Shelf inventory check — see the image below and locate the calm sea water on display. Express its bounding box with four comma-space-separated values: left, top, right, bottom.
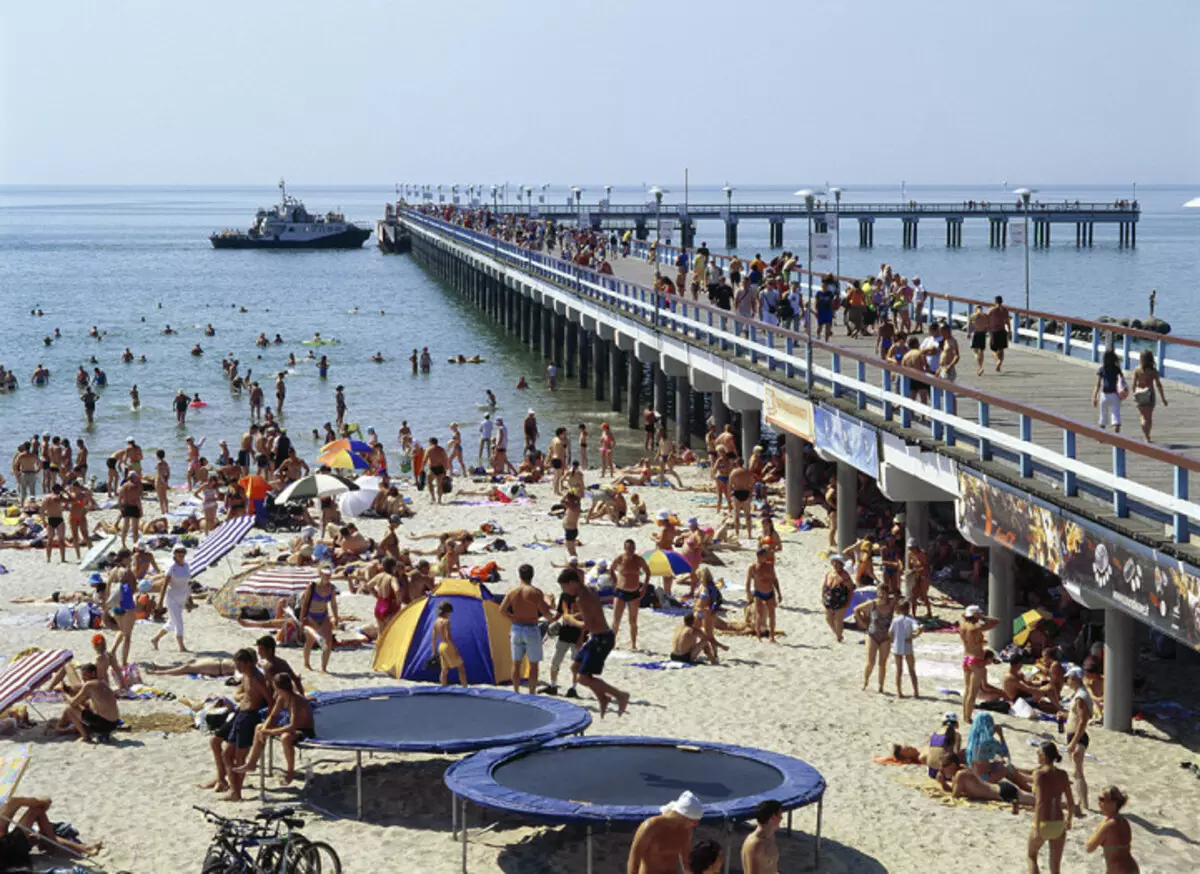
0, 183, 1195, 470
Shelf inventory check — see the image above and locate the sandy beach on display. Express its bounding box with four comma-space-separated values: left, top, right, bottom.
2, 464, 1199, 874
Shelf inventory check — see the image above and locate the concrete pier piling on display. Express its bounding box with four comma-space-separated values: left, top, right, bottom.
768, 219, 784, 248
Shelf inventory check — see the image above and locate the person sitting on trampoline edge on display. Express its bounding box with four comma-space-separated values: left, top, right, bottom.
233, 673, 314, 785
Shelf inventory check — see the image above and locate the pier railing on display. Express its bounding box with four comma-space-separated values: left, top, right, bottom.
492, 201, 1139, 218
625, 238, 1200, 382
403, 208, 1199, 546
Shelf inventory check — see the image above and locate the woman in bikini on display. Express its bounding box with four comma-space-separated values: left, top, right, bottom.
1029, 741, 1074, 874
677, 518, 705, 597
448, 424, 467, 476
193, 474, 220, 532
853, 585, 898, 692
712, 453, 734, 514
1086, 786, 1139, 873
300, 569, 339, 673
959, 605, 1000, 723
598, 423, 614, 478
577, 423, 590, 471
67, 480, 95, 561
145, 657, 236, 677
366, 557, 403, 633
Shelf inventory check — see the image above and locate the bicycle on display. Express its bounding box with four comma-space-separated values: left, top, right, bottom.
195, 806, 341, 874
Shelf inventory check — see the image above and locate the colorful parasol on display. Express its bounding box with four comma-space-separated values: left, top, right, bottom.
641, 549, 693, 576
316, 449, 370, 471
238, 475, 270, 501
321, 438, 374, 456
1012, 607, 1062, 646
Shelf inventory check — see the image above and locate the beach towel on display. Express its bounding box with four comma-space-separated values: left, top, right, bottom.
188, 515, 255, 576
0, 648, 72, 715
630, 660, 695, 670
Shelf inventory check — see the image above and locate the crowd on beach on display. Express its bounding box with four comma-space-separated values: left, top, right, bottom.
0, 220, 1161, 872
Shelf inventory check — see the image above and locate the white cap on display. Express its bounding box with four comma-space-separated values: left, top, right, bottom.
943, 712, 959, 724
829, 554, 845, 564
660, 790, 703, 821
964, 605, 982, 618
527, 408, 536, 415
656, 509, 670, 521
907, 536, 918, 548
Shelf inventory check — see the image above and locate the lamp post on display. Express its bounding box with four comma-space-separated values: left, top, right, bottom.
604, 184, 612, 209
829, 187, 843, 277
794, 189, 819, 390
491, 184, 499, 214
1014, 187, 1032, 310
648, 186, 664, 270
571, 186, 583, 229
901, 180, 906, 204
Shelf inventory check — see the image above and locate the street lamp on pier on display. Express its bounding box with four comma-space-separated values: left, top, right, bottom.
829, 187, 843, 277
794, 188, 822, 390
1014, 187, 1033, 310
571, 186, 583, 229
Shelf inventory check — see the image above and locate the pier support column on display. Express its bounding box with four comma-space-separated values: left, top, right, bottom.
691, 390, 706, 440
541, 305, 553, 358
902, 218, 919, 249
680, 220, 696, 249
785, 435, 805, 520
1103, 608, 1134, 732
724, 219, 738, 247
609, 343, 623, 412
740, 408, 761, 457
521, 296, 532, 346
634, 220, 648, 241
653, 365, 668, 418
836, 461, 857, 555
711, 398, 729, 431
576, 328, 588, 388
857, 218, 874, 248
626, 354, 642, 431
1087, 223, 1094, 247
556, 312, 568, 365
563, 318, 575, 376
593, 335, 606, 401
987, 545, 1015, 651
674, 374, 691, 447
768, 220, 784, 248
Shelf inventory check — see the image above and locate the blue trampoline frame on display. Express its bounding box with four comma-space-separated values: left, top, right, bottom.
306, 685, 592, 754
444, 736, 826, 873
262, 686, 590, 819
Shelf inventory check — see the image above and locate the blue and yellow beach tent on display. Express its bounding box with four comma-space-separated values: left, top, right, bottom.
373, 579, 521, 685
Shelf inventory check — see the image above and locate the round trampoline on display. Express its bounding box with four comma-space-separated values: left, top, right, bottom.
273, 686, 590, 819
445, 736, 825, 872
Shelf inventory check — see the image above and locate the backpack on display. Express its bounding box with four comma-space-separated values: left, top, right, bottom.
776, 294, 796, 323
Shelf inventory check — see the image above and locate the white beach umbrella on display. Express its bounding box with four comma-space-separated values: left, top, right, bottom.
276, 472, 358, 504
339, 475, 383, 517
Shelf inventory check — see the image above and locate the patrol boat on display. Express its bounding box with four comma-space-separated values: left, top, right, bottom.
210, 180, 371, 249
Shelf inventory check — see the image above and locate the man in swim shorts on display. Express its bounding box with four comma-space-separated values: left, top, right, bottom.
560, 572, 629, 718
202, 648, 269, 801
728, 459, 755, 539
498, 564, 552, 694
424, 437, 450, 505
670, 613, 724, 664
117, 472, 142, 549
561, 490, 582, 558
610, 538, 651, 650
987, 295, 1010, 372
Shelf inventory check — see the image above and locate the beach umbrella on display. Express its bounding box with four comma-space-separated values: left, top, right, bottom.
641, 549, 692, 576
238, 475, 270, 501
321, 438, 374, 456
339, 475, 383, 517
316, 449, 370, 471
1012, 607, 1062, 646
276, 472, 358, 504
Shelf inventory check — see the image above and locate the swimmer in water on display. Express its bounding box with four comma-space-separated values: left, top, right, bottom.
163, 325, 175, 335
273, 334, 283, 344
191, 344, 203, 356
205, 323, 215, 336
516, 376, 528, 389
130, 385, 140, 410
311, 332, 322, 343
286, 353, 297, 367
486, 389, 497, 407
371, 352, 384, 363
192, 393, 203, 405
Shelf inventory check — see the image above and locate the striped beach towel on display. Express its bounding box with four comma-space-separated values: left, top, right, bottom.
235, 566, 320, 598
0, 649, 72, 715
188, 515, 256, 577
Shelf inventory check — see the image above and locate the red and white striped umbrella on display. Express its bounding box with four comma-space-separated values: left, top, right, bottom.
234, 566, 320, 598
0, 648, 72, 715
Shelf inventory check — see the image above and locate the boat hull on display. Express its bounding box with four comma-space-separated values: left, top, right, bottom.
210, 226, 371, 249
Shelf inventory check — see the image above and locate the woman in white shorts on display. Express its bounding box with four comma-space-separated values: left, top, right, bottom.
1091, 349, 1126, 433
152, 547, 191, 652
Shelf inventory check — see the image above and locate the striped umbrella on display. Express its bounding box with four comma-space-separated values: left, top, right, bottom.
1013, 607, 1063, 646
321, 438, 374, 456
0, 648, 73, 715
316, 449, 370, 471
641, 549, 692, 576
235, 566, 320, 598
188, 515, 256, 577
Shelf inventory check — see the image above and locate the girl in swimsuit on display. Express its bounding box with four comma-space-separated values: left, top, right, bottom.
67, 482, 94, 561
598, 424, 614, 478
853, 586, 898, 693
448, 425, 467, 476
193, 476, 220, 532
300, 571, 338, 673
367, 557, 403, 629
577, 424, 589, 471
1087, 786, 1139, 873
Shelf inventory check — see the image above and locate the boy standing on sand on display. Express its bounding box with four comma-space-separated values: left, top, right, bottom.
889, 601, 922, 698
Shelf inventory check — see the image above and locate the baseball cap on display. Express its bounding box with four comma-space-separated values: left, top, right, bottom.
964, 605, 982, 618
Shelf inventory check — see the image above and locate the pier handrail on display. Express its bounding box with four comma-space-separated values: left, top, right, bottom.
404, 207, 1198, 544
494, 201, 1140, 216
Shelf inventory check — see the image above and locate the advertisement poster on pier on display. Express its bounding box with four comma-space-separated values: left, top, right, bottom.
813, 404, 879, 478
955, 470, 1200, 651
1009, 222, 1026, 246
812, 232, 833, 262
763, 386, 814, 442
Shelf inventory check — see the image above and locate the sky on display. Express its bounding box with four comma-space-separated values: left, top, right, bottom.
2, 0, 1197, 186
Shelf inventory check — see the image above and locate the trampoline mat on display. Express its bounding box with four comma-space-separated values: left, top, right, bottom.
493, 744, 785, 806
314, 694, 555, 746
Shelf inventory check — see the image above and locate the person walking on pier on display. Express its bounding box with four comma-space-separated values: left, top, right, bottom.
1092, 349, 1127, 434
1130, 349, 1167, 441
986, 296, 1011, 373
969, 305, 990, 375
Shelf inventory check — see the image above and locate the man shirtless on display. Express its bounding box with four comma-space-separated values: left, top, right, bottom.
905, 537, 933, 617
655, 431, 684, 488
969, 304, 990, 375
938, 753, 1033, 812
425, 437, 450, 504
728, 460, 755, 539
58, 662, 120, 742
987, 295, 1011, 372
378, 514, 403, 560
741, 800, 784, 874
117, 473, 142, 548
12, 442, 41, 503
40, 484, 68, 563
642, 406, 657, 451
745, 547, 782, 641
560, 571, 629, 717
561, 490, 582, 557
670, 613, 725, 664
404, 559, 435, 604
201, 648, 270, 801
627, 791, 702, 874
498, 564, 552, 694
610, 538, 651, 650
937, 324, 960, 384
901, 337, 930, 404
548, 427, 568, 494
715, 424, 737, 458
274, 372, 287, 413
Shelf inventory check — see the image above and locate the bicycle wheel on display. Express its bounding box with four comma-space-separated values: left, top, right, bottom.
258, 835, 310, 874
302, 841, 342, 874
282, 836, 320, 874
203, 844, 241, 874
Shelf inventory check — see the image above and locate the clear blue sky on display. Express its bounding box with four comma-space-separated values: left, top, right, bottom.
2, 0, 1195, 185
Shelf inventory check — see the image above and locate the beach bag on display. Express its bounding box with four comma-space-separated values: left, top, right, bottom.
1117, 374, 1129, 401
0, 827, 32, 870
1134, 386, 1154, 407
442, 476, 453, 494
239, 606, 271, 622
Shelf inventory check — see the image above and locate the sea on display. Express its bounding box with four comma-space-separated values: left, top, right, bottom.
0, 183, 1196, 471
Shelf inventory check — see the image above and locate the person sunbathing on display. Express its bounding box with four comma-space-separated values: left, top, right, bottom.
0, 795, 103, 858
12, 590, 92, 605
231, 674, 314, 785
585, 486, 628, 524
670, 613, 726, 665
236, 603, 302, 646
408, 527, 471, 542
936, 753, 1033, 812
144, 656, 237, 677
